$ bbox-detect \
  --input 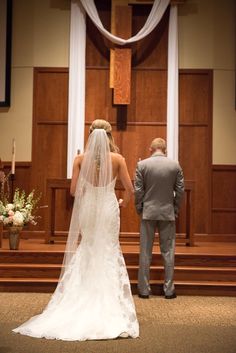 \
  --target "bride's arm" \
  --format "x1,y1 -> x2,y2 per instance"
118,156 -> 134,207
70,155 -> 82,196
